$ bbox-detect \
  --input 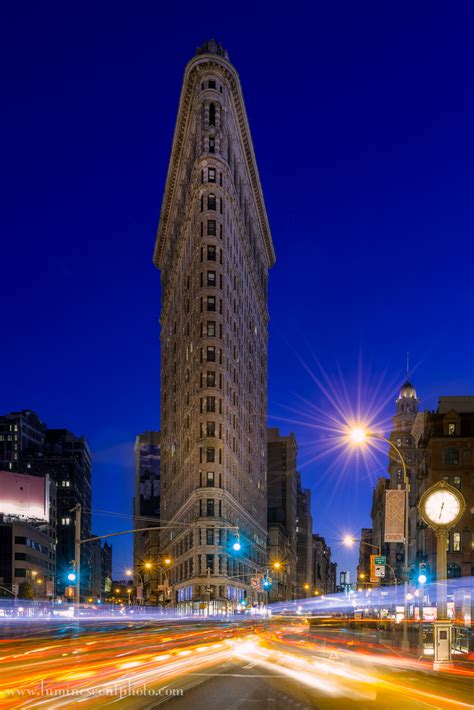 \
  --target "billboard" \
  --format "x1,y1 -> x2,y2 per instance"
0,470 -> 49,522
384,489 -> 405,543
